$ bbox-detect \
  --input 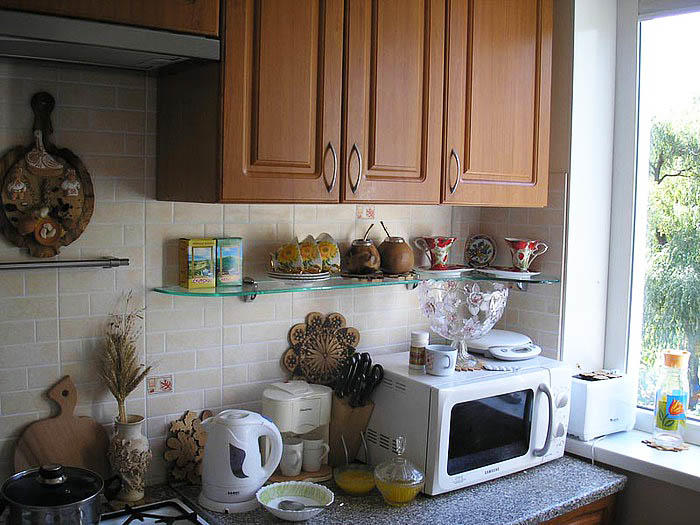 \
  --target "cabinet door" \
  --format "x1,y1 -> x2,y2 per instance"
221,0 -> 343,203
442,0 -> 552,207
0,0 -> 220,36
342,0 -> 444,204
